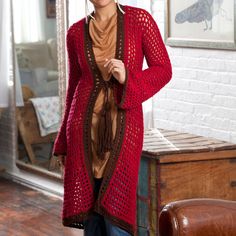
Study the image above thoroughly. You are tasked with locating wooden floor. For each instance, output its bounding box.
[0,177,83,236]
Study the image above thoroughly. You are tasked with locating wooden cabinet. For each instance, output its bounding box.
[137,128,236,236]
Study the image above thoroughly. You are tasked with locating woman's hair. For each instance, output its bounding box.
[85,0,125,23]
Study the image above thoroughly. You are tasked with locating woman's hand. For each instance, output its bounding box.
[104,58,126,84]
[57,155,65,179]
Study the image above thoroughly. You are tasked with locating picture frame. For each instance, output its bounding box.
[46,0,56,18]
[164,0,236,50]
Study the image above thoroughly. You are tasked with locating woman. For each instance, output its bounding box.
[53,0,172,235]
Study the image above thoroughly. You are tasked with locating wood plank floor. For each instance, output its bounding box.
[0,177,83,236]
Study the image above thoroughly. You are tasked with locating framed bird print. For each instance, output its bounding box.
[164,0,236,50]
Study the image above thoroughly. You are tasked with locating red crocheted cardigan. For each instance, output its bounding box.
[53,4,172,236]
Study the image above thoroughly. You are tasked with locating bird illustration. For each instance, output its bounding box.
[175,0,225,31]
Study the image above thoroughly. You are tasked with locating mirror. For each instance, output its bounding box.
[12,0,68,179]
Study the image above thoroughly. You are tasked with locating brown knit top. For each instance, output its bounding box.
[89,12,118,178]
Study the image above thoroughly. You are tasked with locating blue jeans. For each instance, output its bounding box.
[84,177,131,236]
[84,211,131,236]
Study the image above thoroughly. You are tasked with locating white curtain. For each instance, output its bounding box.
[0,0,10,107]
[12,0,44,43]
[0,0,23,108]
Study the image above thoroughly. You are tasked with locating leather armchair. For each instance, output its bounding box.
[159,198,236,236]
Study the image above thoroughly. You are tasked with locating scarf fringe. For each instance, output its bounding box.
[96,85,113,160]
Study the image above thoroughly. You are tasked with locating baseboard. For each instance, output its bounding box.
[1,171,63,199]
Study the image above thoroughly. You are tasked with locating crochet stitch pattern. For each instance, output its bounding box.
[52,4,172,236]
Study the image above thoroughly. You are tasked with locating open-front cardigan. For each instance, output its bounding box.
[52,4,172,236]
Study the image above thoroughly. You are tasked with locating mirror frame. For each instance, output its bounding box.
[56,0,69,115]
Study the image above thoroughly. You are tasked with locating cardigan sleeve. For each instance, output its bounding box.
[52,27,81,156]
[114,9,172,110]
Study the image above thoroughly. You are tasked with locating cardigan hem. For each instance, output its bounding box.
[94,204,136,236]
[62,205,136,236]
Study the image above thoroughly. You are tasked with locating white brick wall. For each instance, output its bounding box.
[151,0,236,143]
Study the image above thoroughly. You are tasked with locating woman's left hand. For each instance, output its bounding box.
[104,58,126,84]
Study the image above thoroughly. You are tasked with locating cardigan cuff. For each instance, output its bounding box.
[53,152,66,157]
[52,143,66,156]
